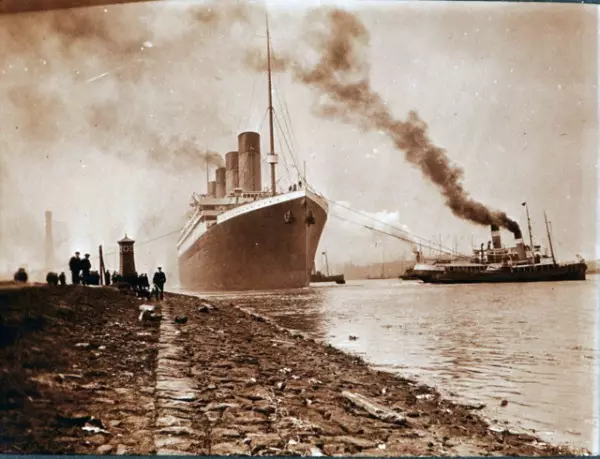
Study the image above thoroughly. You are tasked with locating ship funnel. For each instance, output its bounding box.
[514,227,526,260]
[208,181,216,197]
[238,131,261,192]
[225,151,239,195]
[215,167,226,198]
[491,224,502,249]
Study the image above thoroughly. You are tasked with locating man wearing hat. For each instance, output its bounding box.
[68,251,81,285]
[80,254,92,285]
[152,267,167,300]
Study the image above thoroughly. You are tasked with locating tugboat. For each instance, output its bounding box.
[411,207,587,284]
[310,251,346,284]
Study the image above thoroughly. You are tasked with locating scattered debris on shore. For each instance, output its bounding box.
[0,285,581,456]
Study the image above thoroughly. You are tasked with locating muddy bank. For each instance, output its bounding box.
[163,293,578,456]
[0,285,160,454]
[0,286,582,455]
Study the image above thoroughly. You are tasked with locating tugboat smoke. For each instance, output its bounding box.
[278,8,522,238]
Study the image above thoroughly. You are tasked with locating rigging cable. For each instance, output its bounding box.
[330,214,456,256]
[326,199,458,254]
[273,86,303,182]
[269,70,459,256]
[269,80,459,255]
[273,111,302,183]
[268,58,303,183]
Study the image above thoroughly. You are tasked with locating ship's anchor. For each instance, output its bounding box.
[305,210,315,226]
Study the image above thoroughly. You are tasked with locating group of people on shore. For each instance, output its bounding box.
[12,252,167,301]
[68,252,93,285]
[66,251,167,300]
[124,269,167,300]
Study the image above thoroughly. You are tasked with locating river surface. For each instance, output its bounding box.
[180,275,599,453]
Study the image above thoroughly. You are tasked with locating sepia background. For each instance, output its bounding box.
[0,0,597,282]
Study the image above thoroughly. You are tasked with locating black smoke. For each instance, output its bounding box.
[280,8,522,237]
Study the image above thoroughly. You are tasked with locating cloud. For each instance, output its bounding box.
[0,1,265,278]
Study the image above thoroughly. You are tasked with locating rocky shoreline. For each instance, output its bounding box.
[0,285,582,456]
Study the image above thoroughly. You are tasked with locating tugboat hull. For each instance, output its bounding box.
[419,262,587,284]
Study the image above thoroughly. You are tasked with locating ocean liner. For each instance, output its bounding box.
[176,21,328,291]
[409,208,587,284]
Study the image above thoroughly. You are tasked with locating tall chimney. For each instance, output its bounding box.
[215,167,226,198]
[225,151,239,195]
[491,224,502,249]
[44,210,53,270]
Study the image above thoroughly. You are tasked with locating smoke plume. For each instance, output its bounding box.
[203,149,226,168]
[0,1,259,278]
[284,8,522,237]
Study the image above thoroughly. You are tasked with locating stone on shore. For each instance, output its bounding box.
[0,286,580,457]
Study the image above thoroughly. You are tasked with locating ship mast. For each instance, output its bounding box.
[544,211,557,265]
[265,14,278,196]
[523,201,535,263]
[322,251,330,277]
[205,148,209,194]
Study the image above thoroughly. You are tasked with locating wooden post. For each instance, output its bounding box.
[99,245,105,285]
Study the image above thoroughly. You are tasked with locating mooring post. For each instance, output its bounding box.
[99,245,105,285]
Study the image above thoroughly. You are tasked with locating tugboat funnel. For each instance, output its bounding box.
[491,224,502,249]
[515,239,527,260]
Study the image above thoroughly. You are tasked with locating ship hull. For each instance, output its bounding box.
[178,192,327,291]
[418,262,587,284]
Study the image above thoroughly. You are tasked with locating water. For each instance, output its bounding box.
[181,275,599,452]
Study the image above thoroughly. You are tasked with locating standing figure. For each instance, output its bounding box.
[105,270,111,285]
[152,267,167,300]
[80,254,92,285]
[140,273,150,291]
[58,272,66,286]
[68,252,81,284]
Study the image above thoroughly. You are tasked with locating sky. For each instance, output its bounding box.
[0,0,597,280]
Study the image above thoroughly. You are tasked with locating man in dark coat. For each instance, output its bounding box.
[152,267,166,300]
[80,254,92,285]
[68,252,81,284]
[105,270,111,285]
